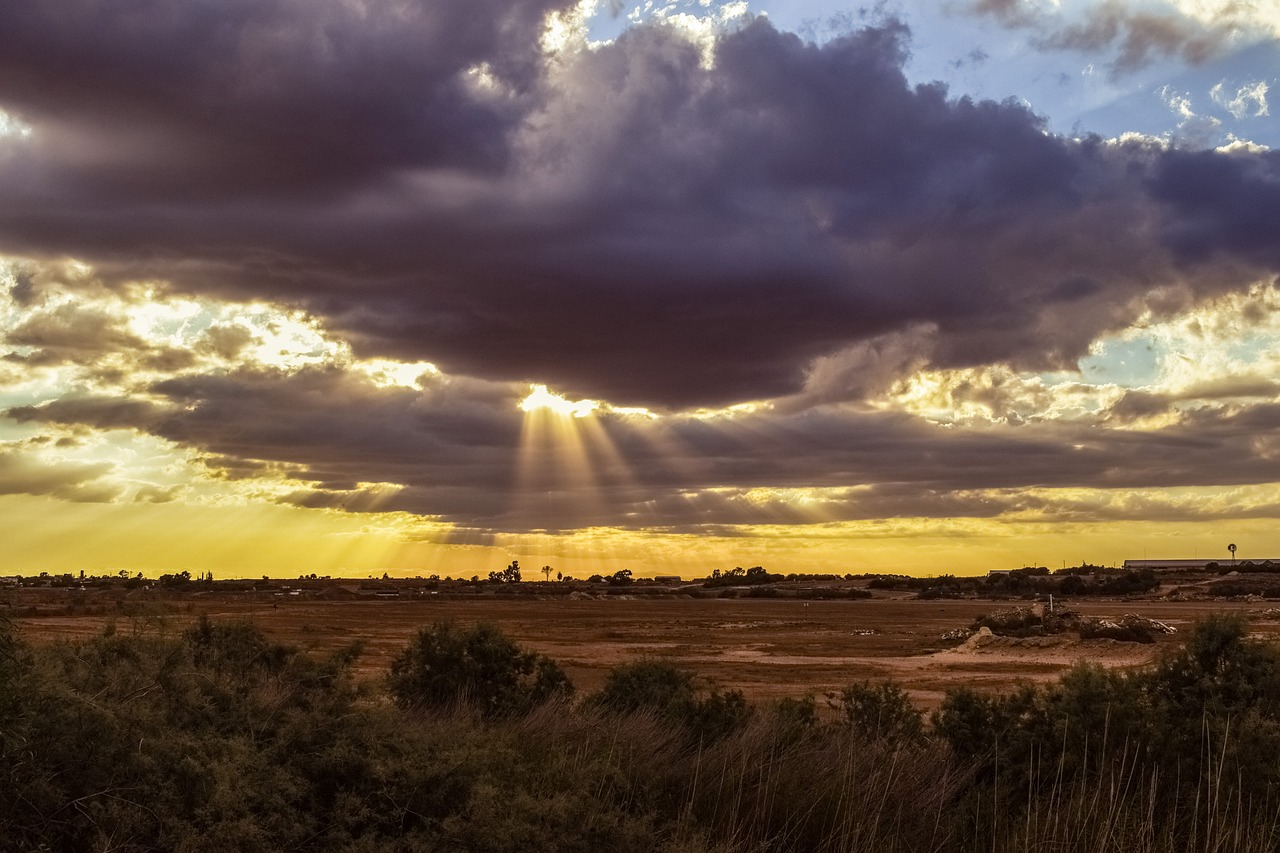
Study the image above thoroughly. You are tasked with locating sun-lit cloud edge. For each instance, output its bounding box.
[3,255,1280,577]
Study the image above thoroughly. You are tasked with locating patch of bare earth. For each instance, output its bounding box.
[10,591,1280,711]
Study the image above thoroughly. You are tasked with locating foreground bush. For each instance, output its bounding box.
[5,614,1280,851]
[589,659,753,742]
[934,613,1280,850]
[828,680,924,742]
[387,620,573,717]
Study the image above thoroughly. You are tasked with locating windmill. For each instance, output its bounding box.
[1228,543,1237,567]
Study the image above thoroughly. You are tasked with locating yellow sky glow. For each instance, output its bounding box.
[2,260,1279,579]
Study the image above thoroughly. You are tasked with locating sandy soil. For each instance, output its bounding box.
[10,590,1280,710]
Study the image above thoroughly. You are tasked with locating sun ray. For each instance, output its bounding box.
[516,384,605,528]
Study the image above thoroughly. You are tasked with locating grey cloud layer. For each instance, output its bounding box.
[0,5,1278,407]
[9,363,1280,529]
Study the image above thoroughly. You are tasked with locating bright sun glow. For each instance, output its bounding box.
[519,384,599,418]
[0,109,33,139]
[356,359,438,389]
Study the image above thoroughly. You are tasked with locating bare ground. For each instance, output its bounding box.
[10,589,1280,710]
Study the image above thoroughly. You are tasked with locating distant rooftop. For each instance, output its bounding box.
[1124,558,1280,570]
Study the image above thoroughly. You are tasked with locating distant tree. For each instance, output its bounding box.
[488,560,521,583]
[704,566,781,588]
[608,568,634,586]
[542,565,553,582]
[743,566,782,585]
[158,570,192,588]
[1059,575,1086,596]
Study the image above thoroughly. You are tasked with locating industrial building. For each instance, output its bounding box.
[1123,558,1280,571]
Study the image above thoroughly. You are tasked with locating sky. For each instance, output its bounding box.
[0,0,1278,579]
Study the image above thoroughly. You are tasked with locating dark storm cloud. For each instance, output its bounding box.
[1151,150,1280,267]
[0,5,1277,410]
[0,0,571,196]
[9,365,529,524]
[10,362,1280,528]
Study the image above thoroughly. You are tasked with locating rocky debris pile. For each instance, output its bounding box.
[949,606,1177,645]
[971,605,1086,638]
[1079,614,1174,643]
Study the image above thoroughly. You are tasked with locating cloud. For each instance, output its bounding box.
[9,344,1280,530]
[1211,80,1271,120]
[968,0,1274,74]
[0,442,120,502]
[5,11,1277,410]
[1151,148,1280,267]
[6,301,165,369]
[2,4,1280,539]
[0,0,574,195]
[1038,3,1230,73]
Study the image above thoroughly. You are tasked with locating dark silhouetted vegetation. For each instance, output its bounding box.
[870,566,1161,599]
[701,565,785,587]
[487,559,522,583]
[5,613,1280,851]
[387,620,571,716]
[588,659,753,742]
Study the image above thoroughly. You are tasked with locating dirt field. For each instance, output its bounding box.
[10,589,1280,710]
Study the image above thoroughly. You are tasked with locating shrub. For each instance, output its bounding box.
[771,694,819,740]
[590,660,752,742]
[829,681,924,743]
[592,659,698,716]
[1096,568,1159,594]
[387,621,573,717]
[932,684,1042,769]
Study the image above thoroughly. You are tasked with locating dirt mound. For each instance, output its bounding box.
[955,626,994,651]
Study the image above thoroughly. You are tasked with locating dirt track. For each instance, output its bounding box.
[12,592,1280,709]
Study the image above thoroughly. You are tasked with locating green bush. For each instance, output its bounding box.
[829,681,924,743]
[592,659,700,716]
[387,621,573,717]
[591,660,752,742]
